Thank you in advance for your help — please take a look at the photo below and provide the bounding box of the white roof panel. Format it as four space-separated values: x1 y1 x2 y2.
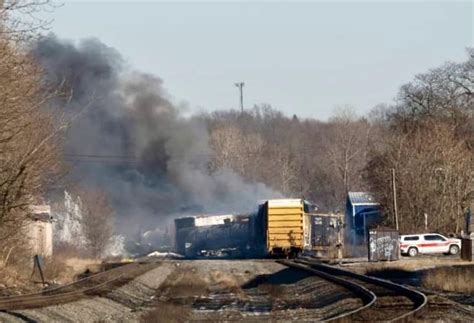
193 214 236 227
267 199 302 207
348 192 379 206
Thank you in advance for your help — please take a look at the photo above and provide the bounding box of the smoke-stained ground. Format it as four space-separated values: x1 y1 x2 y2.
31 34 280 246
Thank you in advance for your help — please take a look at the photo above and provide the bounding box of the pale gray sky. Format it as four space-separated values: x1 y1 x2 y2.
43 1 473 119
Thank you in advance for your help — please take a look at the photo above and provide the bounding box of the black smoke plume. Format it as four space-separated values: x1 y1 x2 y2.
32 34 280 241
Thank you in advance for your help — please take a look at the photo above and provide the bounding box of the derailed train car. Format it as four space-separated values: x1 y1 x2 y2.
174 214 262 257
305 213 344 258
173 198 343 258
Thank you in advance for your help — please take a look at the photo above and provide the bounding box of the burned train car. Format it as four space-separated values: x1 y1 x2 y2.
174 214 261 258
305 213 343 258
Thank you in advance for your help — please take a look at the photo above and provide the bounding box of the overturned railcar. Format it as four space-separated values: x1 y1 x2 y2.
174 214 260 258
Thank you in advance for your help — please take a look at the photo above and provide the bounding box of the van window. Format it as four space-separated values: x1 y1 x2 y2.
424 235 446 241
404 236 419 241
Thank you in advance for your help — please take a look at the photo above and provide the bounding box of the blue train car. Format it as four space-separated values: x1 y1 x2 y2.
345 192 381 247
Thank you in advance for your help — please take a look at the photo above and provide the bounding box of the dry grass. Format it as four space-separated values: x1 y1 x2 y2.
257 283 285 298
350 257 473 275
209 270 247 300
142 302 191 323
37 255 101 285
0 265 27 287
0 242 102 296
47 244 102 284
159 267 245 298
150 264 252 322
422 266 474 294
41 256 71 283
159 267 209 298
147 266 207 322
0 264 39 295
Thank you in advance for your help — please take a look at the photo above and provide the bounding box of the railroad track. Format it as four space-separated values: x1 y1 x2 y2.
0 261 158 311
280 258 427 322
161 260 369 321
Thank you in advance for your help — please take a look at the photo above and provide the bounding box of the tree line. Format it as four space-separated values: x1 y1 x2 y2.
203 50 473 234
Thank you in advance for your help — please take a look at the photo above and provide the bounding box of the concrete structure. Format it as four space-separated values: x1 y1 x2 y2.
27 205 53 257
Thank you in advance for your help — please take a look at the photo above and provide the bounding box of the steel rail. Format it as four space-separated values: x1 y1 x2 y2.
278 259 376 322
0 262 156 311
0 261 138 303
296 258 428 322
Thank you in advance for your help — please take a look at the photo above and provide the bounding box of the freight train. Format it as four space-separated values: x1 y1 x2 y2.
173 199 343 258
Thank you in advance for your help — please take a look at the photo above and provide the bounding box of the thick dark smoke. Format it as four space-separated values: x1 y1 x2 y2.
31 35 280 240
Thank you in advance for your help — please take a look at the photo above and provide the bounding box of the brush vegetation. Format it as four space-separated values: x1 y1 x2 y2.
422 266 474 294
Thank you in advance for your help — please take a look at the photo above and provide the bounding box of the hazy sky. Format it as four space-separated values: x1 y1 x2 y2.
43 1 473 120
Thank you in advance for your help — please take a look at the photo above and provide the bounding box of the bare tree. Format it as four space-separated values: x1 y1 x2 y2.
392 49 473 137
324 106 372 204
0 37 63 247
208 108 303 197
367 120 473 234
366 50 474 233
0 1 55 41
79 189 114 258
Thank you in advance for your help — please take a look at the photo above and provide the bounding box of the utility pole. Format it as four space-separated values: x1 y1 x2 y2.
392 168 399 231
234 82 244 113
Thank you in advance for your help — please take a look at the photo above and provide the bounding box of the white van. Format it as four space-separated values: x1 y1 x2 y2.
399 233 461 257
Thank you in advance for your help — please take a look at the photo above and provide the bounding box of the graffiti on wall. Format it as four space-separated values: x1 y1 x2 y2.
369 233 399 261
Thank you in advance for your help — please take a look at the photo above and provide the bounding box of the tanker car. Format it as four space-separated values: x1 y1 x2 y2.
174 214 259 257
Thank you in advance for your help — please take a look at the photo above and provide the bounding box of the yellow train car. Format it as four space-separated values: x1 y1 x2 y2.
264 199 304 257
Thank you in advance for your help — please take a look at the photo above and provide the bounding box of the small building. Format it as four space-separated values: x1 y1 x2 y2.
26 205 53 257
345 192 381 247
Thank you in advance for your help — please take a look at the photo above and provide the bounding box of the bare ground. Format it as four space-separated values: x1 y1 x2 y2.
143 260 362 322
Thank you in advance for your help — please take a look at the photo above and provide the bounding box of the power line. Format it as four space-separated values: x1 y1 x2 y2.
63 148 313 164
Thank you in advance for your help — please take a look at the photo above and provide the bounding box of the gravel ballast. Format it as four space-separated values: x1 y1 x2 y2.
0 262 175 323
